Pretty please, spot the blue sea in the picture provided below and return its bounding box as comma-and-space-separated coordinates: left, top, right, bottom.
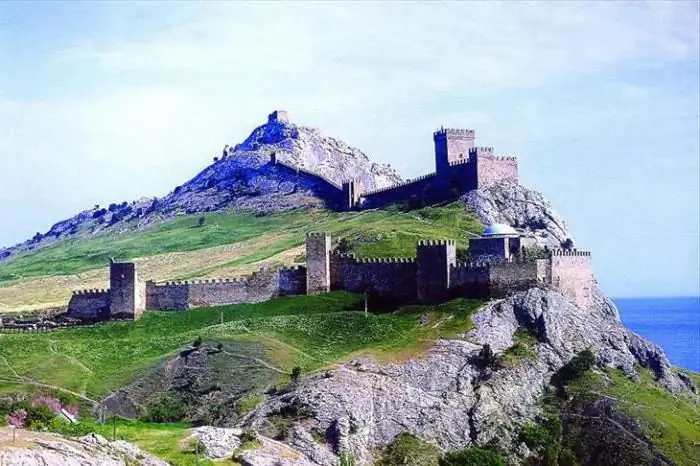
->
615, 297, 700, 372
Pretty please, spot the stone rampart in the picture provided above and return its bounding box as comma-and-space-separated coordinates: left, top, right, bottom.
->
489, 259, 547, 298
330, 252, 417, 300
145, 266, 306, 311
549, 250, 592, 309
417, 240, 457, 303
474, 154, 519, 188
67, 289, 110, 320
449, 263, 491, 298
361, 173, 438, 208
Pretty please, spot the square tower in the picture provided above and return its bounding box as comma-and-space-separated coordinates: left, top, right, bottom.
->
109, 260, 146, 320
434, 128, 476, 174
417, 240, 457, 303
306, 232, 332, 295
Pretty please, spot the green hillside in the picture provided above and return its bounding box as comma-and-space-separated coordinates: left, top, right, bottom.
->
0, 203, 482, 284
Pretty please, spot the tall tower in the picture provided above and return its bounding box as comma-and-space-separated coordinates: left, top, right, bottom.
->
416, 240, 457, 303
109, 260, 146, 320
306, 232, 332, 295
434, 128, 476, 174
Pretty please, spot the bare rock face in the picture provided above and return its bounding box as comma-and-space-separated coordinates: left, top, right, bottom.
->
0, 112, 402, 260
243, 288, 690, 465
462, 181, 572, 248
0, 429, 168, 465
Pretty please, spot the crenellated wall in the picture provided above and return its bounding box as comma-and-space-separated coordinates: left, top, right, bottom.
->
417, 240, 457, 303
550, 250, 592, 309
449, 262, 491, 298
67, 289, 110, 320
330, 253, 417, 300
489, 259, 548, 298
145, 266, 306, 311
473, 153, 519, 189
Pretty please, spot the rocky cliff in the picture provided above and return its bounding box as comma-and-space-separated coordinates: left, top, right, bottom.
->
238, 287, 694, 465
0, 428, 167, 465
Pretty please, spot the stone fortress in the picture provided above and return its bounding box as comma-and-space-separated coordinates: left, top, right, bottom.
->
264, 110, 518, 211
67, 116, 592, 321
68, 226, 592, 321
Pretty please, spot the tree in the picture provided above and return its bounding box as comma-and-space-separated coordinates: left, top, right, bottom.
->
197, 217, 206, 228
290, 366, 301, 384
561, 238, 574, 250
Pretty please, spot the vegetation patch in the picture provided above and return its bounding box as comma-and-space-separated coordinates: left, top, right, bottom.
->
497, 327, 539, 368
375, 432, 440, 466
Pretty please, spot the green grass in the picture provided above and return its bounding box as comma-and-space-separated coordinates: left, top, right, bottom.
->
498, 327, 539, 367
570, 368, 700, 465
0, 203, 482, 284
73, 419, 237, 466
0, 292, 483, 400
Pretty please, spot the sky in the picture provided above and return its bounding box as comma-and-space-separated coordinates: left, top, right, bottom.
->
0, 1, 698, 298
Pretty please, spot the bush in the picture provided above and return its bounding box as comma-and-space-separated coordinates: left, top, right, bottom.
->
290, 366, 301, 384
376, 432, 440, 466
141, 393, 187, 423
439, 447, 505, 466
556, 350, 596, 385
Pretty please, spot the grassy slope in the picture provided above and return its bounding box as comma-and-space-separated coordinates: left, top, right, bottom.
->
0, 203, 482, 284
570, 368, 700, 465
0, 292, 483, 400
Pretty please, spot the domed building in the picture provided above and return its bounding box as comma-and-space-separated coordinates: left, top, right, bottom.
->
469, 223, 536, 260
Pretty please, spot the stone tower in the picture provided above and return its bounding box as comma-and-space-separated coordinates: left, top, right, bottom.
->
417, 240, 457, 303
306, 232, 332, 295
434, 128, 476, 174
342, 180, 362, 210
109, 260, 146, 320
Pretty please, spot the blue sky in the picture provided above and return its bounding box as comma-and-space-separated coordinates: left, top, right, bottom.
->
0, 1, 698, 297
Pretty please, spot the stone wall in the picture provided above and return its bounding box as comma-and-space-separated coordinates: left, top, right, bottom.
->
361, 174, 438, 209
145, 267, 306, 311
67, 289, 110, 319
330, 253, 417, 300
449, 263, 491, 298
489, 259, 548, 298
474, 154, 518, 188
550, 250, 592, 309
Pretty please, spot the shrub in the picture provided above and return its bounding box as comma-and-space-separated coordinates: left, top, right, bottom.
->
561, 238, 574, 250
198, 217, 206, 227
339, 451, 356, 466
290, 366, 301, 384
439, 447, 506, 466
556, 350, 596, 385
376, 432, 440, 466
141, 393, 187, 423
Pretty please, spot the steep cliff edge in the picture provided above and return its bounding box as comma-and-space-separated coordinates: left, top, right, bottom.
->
240, 288, 696, 465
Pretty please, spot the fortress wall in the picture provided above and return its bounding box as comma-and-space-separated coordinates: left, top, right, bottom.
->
475, 155, 518, 188
307, 233, 332, 295
550, 251, 592, 309
334, 256, 417, 300
362, 174, 438, 209
67, 289, 110, 319
449, 264, 490, 298
146, 282, 189, 310
488, 260, 542, 298
271, 157, 344, 206
279, 266, 306, 295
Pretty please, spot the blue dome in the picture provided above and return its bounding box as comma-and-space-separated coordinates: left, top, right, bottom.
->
482, 223, 518, 237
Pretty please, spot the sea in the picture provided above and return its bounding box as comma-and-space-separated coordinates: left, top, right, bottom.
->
615, 297, 700, 372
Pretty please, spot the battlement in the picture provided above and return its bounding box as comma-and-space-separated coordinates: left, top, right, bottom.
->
72, 289, 109, 296
451, 260, 491, 270
448, 159, 470, 167
331, 251, 357, 260
417, 239, 456, 247
433, 128, 476, 138
550, 249, 591, 257
307, 232, 331, 238
468, 146, 495, 156
356, 257, 416, 264
362, 173, 437, 197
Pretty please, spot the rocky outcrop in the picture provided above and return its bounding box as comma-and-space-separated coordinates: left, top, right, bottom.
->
0, 111, 402, 261
243, 287, 690, 465
0, 428, 167, 465
462, 181, 572, 248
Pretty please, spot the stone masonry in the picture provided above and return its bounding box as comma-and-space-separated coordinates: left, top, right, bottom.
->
68, 231, 592, 320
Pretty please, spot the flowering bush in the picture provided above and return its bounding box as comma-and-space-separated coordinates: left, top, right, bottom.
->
7, 409, 27, 429
32, 396, 62, 413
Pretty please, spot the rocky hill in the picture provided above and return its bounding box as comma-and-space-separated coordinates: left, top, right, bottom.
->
0, 111, 402, 261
